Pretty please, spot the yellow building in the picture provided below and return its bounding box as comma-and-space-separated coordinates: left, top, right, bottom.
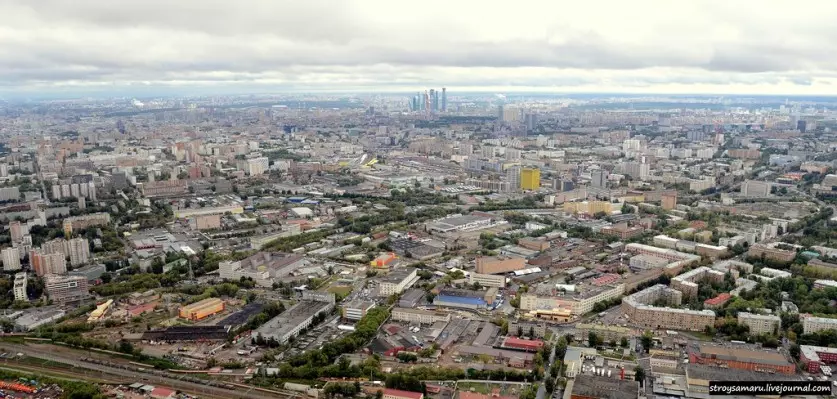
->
179, 298, 225, 321
562, 201, 614, 215
87, 299, 113, 323
524, 308, 573, 322
520, 168, 540, 190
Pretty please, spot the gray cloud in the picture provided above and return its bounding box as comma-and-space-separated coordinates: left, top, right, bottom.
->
1, 0, 836, 93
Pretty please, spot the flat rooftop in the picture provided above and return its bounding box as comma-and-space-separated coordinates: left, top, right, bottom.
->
695, 344, 791, 367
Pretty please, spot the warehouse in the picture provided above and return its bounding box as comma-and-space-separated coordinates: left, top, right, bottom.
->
501, 337, 544, 352
179, 298, 225, 321
433, 289, 489, 310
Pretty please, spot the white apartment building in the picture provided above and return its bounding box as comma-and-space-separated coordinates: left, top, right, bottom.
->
2, 247, 20, 271
244, 157, 269, 176
13, 272, 27, 302
738, 312, 781, 335
803, 316, 837, 334
391, 307, 451, 324
66, 237, 90, 266
377, 268, 419, 297
741, 180, 772, 197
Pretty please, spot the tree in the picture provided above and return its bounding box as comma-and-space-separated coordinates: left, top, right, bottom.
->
588, 332, 601, 348
620, 337, 629, 348
545, 378, 555, 393
634, 366, 646, 385
640, 331, 653, 352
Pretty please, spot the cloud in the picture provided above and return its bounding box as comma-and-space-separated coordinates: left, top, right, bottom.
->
1, 0, 837, 94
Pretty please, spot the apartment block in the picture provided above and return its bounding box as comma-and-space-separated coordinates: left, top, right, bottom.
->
671, 267, 724, 299
44, 274, 89, 303
2, 247, 20, 271
747, 244, 796, 263
621, 285, 715, 331
737, 312, 781, 336
802, 316, 837, 334
13, 272, 27, 302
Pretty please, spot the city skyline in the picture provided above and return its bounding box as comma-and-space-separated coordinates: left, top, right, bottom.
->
2, 0, 837, 96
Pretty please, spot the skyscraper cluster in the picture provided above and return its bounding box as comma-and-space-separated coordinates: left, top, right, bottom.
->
409, 87, 447, 113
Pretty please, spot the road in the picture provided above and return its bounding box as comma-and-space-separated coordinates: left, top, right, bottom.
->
1, 343, 291, 399
535, 338, 558, 399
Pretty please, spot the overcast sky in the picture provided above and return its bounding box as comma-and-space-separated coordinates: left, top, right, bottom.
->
2, 0, 837, 96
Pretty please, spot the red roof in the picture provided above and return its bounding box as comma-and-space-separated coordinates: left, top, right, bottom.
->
384, 388, 424, 399
459, 391, 518, 399
704, 293, 731, 305
503, 336, 545, 349
150, 386, 176, 399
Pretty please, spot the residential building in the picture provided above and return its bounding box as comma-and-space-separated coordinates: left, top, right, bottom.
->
802, 316, 837, 334
747, 244, 796, 263
2, 247, 20, 271
520, 168, 540, 190
66, 237, 90, 266
741, 180, 772, 197
62, 213, 111, 236
621, 285, 715, 331
671, 267, 724, 299
737, 312, 781, 335
30, 251, 67, 276
13, 272, 27, 302
44, 274, 89, 303
601, 223, 645, 239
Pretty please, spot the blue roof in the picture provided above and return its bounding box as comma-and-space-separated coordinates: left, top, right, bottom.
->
435, 295, 486, 306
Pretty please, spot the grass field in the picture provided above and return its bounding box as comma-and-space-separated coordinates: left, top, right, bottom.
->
327, 285, 353, 297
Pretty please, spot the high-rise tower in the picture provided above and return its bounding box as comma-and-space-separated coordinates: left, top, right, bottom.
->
441, 87, 447, 112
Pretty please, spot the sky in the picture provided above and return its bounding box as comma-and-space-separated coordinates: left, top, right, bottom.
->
2, 0, 837, 96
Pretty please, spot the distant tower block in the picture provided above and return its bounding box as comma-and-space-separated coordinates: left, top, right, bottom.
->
661, 193, 677, 210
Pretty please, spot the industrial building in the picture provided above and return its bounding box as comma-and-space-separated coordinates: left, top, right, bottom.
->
342, 300, 375, 321
218, 252, 307, 287
382, 388, 423, 399
425, 214, 492, 234
255, 291, 336, 344
501, 337, 544, 352
475, 256, 526, 274
391, 307, 451, 324
800, 345, 837, 373
468, 272, 506, 288
688, 344, 794, 374
434, 289, 490, 310
179, 298, 225, 321
376, 267, 419, 297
